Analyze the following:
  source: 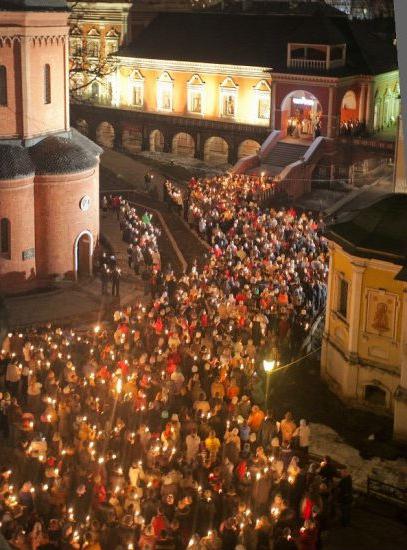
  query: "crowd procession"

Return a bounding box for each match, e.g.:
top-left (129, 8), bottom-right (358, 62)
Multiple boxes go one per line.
top-left (0, 172), bottom-right (355, 550)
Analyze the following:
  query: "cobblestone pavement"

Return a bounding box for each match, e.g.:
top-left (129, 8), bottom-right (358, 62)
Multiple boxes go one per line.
top-left (4, 212), bottom-right (145, 329)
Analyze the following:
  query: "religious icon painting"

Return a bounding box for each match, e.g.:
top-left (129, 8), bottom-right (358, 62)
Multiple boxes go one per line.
top-left (365, 289), bottom-right (399, 340)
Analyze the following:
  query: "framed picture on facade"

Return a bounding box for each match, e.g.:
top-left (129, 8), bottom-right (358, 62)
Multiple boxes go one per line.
top-left (365, 289), bottom-right (399, 339)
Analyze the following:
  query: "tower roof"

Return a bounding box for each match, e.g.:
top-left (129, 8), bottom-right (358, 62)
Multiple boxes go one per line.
top-left (0, 0), bottom-right (68, 10)
top-left (326, 194), bottom-right (407, 266)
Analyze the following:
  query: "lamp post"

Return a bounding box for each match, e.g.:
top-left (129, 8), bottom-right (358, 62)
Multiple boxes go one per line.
top-left (263, 358), bottom-right (279, 407)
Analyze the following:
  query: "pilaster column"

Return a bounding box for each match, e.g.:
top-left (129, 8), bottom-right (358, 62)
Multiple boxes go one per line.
top-left (365, 82), bottom-right (373, 130)
top-left (394, 287), bottom-right (407, 442)
top-left (63, 34), bottom-right (70, 132)
top-left (358, 83), bottom-right (367, 123)
top-left (327, 86), bottom-right (334, 138)
top-left (323, 242), bottom-right (335, 338)
top-left (347, 261), bottom-right (366, 360)
top-left (20, 36), bottom-right (30, 139)
top-left (271, 81), bottom-right (277, 130)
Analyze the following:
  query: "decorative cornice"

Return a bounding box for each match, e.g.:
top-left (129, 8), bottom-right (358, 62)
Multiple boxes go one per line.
top-left (0, 34), bottom-right (67, 46)
top-left (271, 72), bottom-right (340, 86)
top-left (115, 56), bottom-right (272, 79)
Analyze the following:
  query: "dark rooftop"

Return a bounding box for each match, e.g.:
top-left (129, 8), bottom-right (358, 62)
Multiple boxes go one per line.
top-left (0, 144), bottom-right (35, 181)
top-left (117, 10), bottom-right (397, 76)
top-left (29, 135), bottom-right (98, 176)
top-left (0, 0), bottom-right (67, 10)
top-left (326, 194), bottom-right (407, 266)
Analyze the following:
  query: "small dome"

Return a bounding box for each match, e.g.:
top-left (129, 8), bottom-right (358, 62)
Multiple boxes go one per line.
top-left (0, 144), bottom-right (35, 181)
top-left (30, 136), bottom-right (97, 176)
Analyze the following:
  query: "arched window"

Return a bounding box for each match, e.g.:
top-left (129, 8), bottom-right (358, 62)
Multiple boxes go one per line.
top-left (157, 72), bottom-right (173, 112)
top-left (0, 65), bottom-right (7, 106)
top-left (44, 64), bottom-right (51, 104)
top-left (0, 218), bottom-right (10, 257)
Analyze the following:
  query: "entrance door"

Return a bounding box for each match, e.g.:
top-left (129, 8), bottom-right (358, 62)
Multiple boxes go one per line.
top-left (77, 233), bottom-right (91, 279)
top-left (281, 91), bottom-right (322, 139)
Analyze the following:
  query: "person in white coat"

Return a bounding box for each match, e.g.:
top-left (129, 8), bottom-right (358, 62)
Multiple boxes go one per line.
top-left (294, 418), bottom-right (311, 458)
top-left (185, 429), bottom-right (201, 464)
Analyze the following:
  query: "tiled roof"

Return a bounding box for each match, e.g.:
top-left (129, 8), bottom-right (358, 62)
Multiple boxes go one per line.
top-left (0, 0), bottom-right (68, 10)
top-left (0, 144), bottom-right (35, 181)
top-left (29, 135), bottom-right (98, 175)
top-left (117, 10), bottom-right (397, 76)
top-left (326, 194), bottom-right (407, 265)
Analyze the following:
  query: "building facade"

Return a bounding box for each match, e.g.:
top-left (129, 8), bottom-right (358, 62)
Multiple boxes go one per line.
top-left (321, 194), bottom-right (407, 442)
top-left (68, 5), bottom-right (400, 164)
top-left (0, 0), bottom-right (101, 294)
top-left (394, 116), bottom-right (406, 193)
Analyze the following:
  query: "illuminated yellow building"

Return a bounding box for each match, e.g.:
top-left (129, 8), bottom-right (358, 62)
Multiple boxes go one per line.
top-left (321, 194), bottom-right (407, 442)
top-left (394, 116), bottom-right (406, 193)
top-left (114, 61), bottom-right (271, 127)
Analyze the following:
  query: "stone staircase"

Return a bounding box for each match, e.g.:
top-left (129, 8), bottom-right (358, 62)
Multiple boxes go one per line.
top-left (261, 141), bottom-right (309, 175)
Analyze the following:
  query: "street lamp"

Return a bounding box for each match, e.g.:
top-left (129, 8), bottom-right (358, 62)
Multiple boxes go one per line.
top-left (263, 358), bottom-right (280, 406)
top-left (263, 359), bottom-right (276, 373)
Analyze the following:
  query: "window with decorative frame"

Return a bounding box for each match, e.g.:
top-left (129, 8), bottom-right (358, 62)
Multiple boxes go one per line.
top-left (220, 77), bottom-right (238, 118)
top-left (69, 26), bottom-right (83, 57)
top-left (335, 273), bottom-right (349, 320)
top-left (105, 29), bottom-right (120, 56)
top-left (86, 28), bottom-right (100, 59)
top-left (187, 74), bottom-right (205, 115)
top-left (157, 72), bottom-right (173, 112)
top-left (129, 70), bottom-right (144, 108)
top-left (253, 80), bottom-right (271, 121)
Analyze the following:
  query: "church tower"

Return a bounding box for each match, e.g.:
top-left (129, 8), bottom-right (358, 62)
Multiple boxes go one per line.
top-left (0, 0), bottom-right (101, 294)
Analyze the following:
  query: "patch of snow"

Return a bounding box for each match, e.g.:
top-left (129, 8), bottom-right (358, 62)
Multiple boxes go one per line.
top-left (310, 423), bottom-right (407, 492)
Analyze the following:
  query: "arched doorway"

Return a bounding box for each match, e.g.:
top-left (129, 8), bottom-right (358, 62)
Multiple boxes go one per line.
top-left (281, 90), bottom-right (322, 139)
top-left (237, 139), bottom-right (261, 159)
top-left (122, 127), bottom-right (142, 154)
top-left (150, 129), bottom-right (164, 152)
top-left (96, 121), bottom-right (115, 149)
top-left (172, 132), bottom-right (195, 157)
top-left (340, 90), bottom-right (358, 123)
top-left (76, 119), bottom-right (89, 136)
top-left (204, 136), bottom-right (229, 165)
top-left (74, 231), bottom-right (93, 280)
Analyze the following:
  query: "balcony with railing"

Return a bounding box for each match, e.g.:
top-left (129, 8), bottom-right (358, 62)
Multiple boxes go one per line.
top-left (287, 43), bottom-right (346, 72)
top-left (288, 58), bottom-right (346, 70)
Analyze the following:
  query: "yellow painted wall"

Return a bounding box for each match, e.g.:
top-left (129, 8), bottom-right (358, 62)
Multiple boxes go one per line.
top-left (358, 266), bottom-right (404, 367)
top-left (328, 248), bottom-right (352, 350)
top-left (329, 244), bottom-right (403, 371)
top-left (395, 117), bottom-right (407, 193)
top-left (117, 64), bottom-right (270, 126)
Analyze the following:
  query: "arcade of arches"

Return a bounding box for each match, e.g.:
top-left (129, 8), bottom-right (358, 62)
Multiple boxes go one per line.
top-left (96, 121), bottom-right (115, 149)
top-left (204, 136), bottom-right (229, 166)
top-left (172, 133), bottom-right (195, 157)
top-left (75, 117), bottom-right (266, 166)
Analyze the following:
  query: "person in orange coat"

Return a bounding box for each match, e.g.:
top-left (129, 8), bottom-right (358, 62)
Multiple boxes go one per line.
top-left (280, 411), bottom-right (297, 443)
top-left (247, 405), bottom-right (265, 432)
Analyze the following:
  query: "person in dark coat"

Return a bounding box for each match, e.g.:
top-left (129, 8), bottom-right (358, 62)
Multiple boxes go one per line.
top-left (337, 468), bottom-right (353, 527)
top-left (111, 266), bottom-right (121, 297)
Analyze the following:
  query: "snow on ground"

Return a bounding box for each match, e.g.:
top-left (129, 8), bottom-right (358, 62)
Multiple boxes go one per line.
top-left (310, 423), bottom-right (407, 492)
top-left (138, 151), bottom-right (231, 178)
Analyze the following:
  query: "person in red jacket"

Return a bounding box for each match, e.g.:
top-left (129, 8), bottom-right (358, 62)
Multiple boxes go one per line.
top-left (152, 507), bottom-right (168, 538)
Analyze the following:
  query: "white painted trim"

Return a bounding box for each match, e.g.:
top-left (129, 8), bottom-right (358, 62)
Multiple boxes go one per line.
top-left (74, 230), bottom-right (93, 280)
top-left (116, 56), bottom-right (272, 78)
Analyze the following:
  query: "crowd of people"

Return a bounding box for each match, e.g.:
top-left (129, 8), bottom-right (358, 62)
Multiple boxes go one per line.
top-left (0, 173), bottom-right (355, 550)
top-left (338, 120), bottom-right (366, 138)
